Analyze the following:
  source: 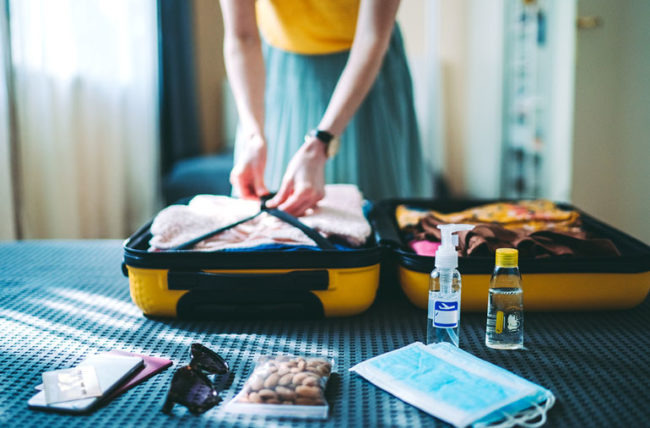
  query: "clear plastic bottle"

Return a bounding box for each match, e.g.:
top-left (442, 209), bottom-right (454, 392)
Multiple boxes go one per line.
top-left (427, 267), bottom-right (462, 347)
top-left (485, 248), bottom-right (524, 349)
top-left (426, 224), bottom-right (474, 347)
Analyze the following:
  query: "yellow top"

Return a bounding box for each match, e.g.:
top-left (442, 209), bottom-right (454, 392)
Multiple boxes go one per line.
top-left (495, 248), bottom-right (519, 268)
top-left (256, 0), bottom-right (360, 54)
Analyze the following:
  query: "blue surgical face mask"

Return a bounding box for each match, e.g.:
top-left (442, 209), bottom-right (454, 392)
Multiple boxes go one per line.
top-left (350, 342), bottom-right (555, 428)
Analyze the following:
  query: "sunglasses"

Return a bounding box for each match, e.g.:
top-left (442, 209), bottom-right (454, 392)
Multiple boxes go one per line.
top-left (162, 343), bottom-right (231, 415)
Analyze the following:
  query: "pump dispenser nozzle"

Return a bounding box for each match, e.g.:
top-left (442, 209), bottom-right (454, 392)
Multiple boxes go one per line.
top-left (435, 224), bottom-right (475, 269)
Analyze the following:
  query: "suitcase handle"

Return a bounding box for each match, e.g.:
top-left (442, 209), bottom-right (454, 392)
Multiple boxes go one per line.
top-left (167, 269), bottom-right (329, 292)
top-left (176, 290), bottom-right (326, 319)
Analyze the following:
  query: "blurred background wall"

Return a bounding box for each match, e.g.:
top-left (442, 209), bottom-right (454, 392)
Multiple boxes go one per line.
top-left (571, 0), bottom-right (650, 245)
top-left (191, 0), bottom-right (226, 154)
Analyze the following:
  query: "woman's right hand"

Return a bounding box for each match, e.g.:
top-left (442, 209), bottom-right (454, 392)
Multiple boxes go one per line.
top-left (230, 133), bottom-right (268, 199)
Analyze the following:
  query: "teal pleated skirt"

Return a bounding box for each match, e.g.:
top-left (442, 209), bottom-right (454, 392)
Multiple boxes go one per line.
top-left (234, 26), bottom-right (432, 200)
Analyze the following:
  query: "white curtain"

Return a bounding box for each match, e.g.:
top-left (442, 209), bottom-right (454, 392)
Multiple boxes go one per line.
top-left (0, 6), bottom-right (15, 240)
top-left (8, 0), bottom-right (159, 238)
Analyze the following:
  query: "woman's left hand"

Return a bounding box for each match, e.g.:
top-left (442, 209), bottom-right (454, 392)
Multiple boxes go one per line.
top-left (266, 137), bottom-right (328, 216)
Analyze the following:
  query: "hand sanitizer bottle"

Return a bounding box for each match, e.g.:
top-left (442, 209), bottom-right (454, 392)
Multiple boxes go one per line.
top-left (427, 224), bottom-right (475, 347)
top-left (485, 248), bottom-right (524, 349)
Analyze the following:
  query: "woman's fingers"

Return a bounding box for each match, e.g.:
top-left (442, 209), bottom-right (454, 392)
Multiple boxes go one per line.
top-left (230, 133), bottom-right (268, 199)
top-left (267, 136), bottom-right (326, 212)
top-left (278, 186), bottom-right (324, 216)
top-left (253, 174), bottom-right (268, 197)
top-left (266, 181), bottom-right (292, 208)
top-left (239, 182), bottom-right (257, 199)
top-left (230, 170), bottom-right (249, 199)
top-left (278, 193), bottom-right (311, 216)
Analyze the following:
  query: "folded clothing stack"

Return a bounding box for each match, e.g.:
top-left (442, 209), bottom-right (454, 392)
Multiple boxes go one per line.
top-left (149, 184), bottom-right (371, 251)
top-left (396, 200), bottom-right (581, 232)
top-left (397, 200), bottom-right (621, 258)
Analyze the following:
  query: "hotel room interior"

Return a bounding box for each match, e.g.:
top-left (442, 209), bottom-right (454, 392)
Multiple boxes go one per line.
top-left (0, 1), bottom-right (648, 426)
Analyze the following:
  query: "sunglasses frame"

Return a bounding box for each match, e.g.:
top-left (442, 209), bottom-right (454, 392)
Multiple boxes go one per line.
top-left (162, 343), bottom-right (230, 415)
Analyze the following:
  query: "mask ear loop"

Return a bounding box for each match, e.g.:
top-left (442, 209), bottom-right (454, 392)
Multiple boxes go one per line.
top-left (517, 392), bottom-right (555, 428)
top-left (474, 391), bottom-right (556, 428)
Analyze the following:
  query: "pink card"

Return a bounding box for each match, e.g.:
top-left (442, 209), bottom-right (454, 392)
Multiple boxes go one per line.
top-left (103, 350), bottom-right (173, 399)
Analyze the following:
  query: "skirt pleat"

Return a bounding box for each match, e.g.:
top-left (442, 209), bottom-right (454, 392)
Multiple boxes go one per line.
top-left (234, 26), bottom-right (432, 200)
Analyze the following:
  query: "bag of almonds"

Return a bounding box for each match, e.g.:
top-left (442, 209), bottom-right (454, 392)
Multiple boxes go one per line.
top-left (224, 355), bottom-right (334, 419)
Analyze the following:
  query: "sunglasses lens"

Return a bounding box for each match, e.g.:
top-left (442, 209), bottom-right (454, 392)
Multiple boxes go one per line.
top-left (165, 366), bottom-right (221, 414)
top-left (190, 343), bottom-right (230, 374)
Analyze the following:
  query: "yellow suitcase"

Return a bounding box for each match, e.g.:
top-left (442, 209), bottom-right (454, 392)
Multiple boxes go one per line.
top-left (123, 202), bottom-right (381, 319)
top-left (370, 199), bottom-right (650, 312)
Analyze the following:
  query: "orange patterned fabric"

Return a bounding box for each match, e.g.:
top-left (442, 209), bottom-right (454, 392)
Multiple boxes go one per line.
top-left (396, 200), bottom-right (581, 233)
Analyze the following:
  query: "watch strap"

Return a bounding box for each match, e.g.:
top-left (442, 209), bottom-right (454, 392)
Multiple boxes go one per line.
top-left (307, 129), bottom-right (340, 158)
top-left (309, 129), bottom-right (335, 143)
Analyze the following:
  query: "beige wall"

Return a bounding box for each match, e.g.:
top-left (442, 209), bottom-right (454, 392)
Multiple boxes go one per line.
top-left (192, 0), bottom-right (226, 154)
top-left (572, 0), bottom-right (650, 244)
top-left (397, 0), bottom-right (427, 56)
top-left (435, 0), bottom-right (505, 198)
top-left (438, 0), bottom-right (469, 195)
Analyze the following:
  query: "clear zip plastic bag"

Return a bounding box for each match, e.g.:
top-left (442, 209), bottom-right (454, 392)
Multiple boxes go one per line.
top-left (224, 355), bottom-right (334, 419)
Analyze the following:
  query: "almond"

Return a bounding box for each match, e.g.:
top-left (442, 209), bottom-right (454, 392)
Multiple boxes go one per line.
top-left (248, 375), bottom-right (264, 391)
top-left (296, 359), bottom-right (306, 371)
top-left (279, 373), bottom-right (293, 386)
top-left (258, 389), bottom-right (277, 401)
top-left (248, 392), bottom-right (262, 403)
top-left (292, 372), bottom-right (309, 385)
top-left (275, 386), bottom-right (296, 401)
top-left (302, 376), bottom-right (319, 387)
top-left (263, 373), bottom-right (280, 388)
top-left (296, 385), bottom-right (321, 398)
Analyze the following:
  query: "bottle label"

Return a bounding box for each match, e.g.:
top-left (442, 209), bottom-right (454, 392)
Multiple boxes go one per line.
top-left (428, 294), bottom-right (459, 328)
top-left (495, 310), bottom-right (504, 334)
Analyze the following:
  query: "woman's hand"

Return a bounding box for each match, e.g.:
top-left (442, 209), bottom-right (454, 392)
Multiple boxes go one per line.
top-left (266, 137), bottom-right (328, 216)
top-left (230, 133), bottom-right (268, 199)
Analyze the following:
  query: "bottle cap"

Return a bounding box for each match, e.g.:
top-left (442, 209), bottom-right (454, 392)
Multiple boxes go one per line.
top-left (495, 248), bottom-right (518, 268)
top-left (435, 224), bottom-right (475, 269)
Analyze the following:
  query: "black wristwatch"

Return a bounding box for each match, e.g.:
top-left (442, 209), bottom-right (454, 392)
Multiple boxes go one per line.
top-left (306, 129), bottom-right (340, 158)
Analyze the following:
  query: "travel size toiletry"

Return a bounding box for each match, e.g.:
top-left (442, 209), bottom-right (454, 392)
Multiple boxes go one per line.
top-left (427, 224), bottom-right (474, 347)
top-left (486, 248), bottom-right (524, 349)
